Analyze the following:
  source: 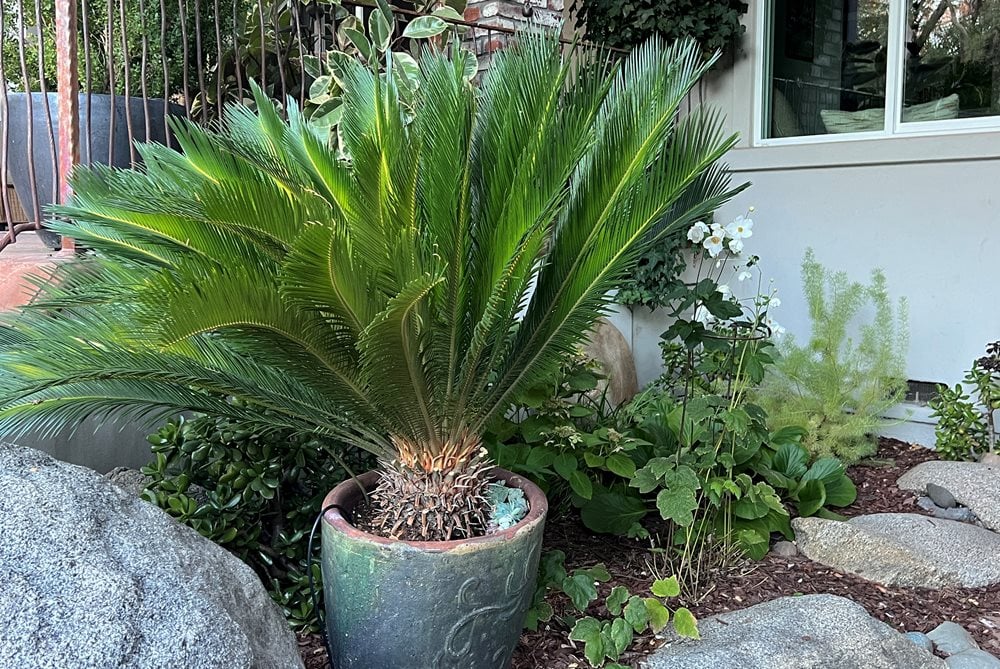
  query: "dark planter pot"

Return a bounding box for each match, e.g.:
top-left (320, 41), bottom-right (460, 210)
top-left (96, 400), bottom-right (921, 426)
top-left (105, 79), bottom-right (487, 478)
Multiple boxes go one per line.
top-left (321, 468), bottom-right (547, 669)
top-left (2, 93), bottom-right (184, 248)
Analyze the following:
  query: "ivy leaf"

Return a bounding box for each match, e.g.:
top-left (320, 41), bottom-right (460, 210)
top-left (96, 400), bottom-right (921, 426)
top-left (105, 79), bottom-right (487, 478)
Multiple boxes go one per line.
top-left (644, 597), bottom-right (671, 633)
top-left (651, 576), bottom-right (680, 598)
top-left (569, 617), bottom-right (605, 667)
top-left (655, 467), bottom-right (700, 526)
top-left (605, 585), bottom-right (629, 616)
top-left (630, 465), bottom-right (661, 494)
top-left (608, 617), bottom-right (633, 658)
top-left (562, 574), bottom-right (599, 612)
top-left (623, 595), bottom-right (650, 633)
top-left (673, 607), bottom-right (700, 639)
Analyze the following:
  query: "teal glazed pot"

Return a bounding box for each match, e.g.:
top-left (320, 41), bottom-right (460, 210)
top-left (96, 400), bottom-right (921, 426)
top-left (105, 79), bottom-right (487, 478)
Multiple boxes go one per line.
top-left (320, 468), bottom-right (547, 669)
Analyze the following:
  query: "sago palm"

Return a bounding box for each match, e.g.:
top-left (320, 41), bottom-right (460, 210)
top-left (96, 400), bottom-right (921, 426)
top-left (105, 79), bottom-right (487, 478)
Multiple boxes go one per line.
top-left (0, 35), bottom-right (741, 540)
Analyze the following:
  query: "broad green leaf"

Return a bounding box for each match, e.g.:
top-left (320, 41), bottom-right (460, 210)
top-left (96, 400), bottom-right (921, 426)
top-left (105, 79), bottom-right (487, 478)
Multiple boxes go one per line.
top-left (651, 576), bottom-right (680, 598)
top-left (803, 457), bottom-right (847, 486)
top-left (644, 598), bottom-right (670, 633)
top-left (569, 470), bottom-right (593, 500)
top-left (673, 607), bottom-right (700, 639)
top-left (432, 5), bottom-right (464, 20)
top-left (402, 15), bottom-right (448, 38)
top-left (583, 452), bottom-right (605, 468)
top-left (579, 491), bottom-right (647, 535)
top-left (771, 442), bottom-right (809, 478)
top-left (553, 453), bottom-right (578, 480)
top-left (369, 8), bottom-right (392, 53)
top-left (796, 478), bottom-right (827, 517)
top-left (578, 563), bottom-right (611, 583)
top-left (823, 474), bottom-right (858, 507)
top-left (343, 28), bottom-right (372, 61)
top-left (393, 51), bottom-right (421, 88)
top-left (605, 453), bottom-right (636, 478)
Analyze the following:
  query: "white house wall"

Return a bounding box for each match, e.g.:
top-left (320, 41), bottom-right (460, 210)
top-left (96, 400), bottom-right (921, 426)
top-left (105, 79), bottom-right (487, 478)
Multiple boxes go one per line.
top-left (628, 3), bottom-right (1000, 436)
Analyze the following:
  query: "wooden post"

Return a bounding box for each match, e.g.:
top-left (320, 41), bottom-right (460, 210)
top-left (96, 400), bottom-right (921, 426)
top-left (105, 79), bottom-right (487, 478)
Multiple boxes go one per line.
top-left (55, 0), bottom-right (78, 251)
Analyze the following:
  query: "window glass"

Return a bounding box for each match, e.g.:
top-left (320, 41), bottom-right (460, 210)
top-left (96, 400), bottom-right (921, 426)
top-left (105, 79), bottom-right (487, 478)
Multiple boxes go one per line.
top-left (903, 0), bottom-right (1000, 122)
top-left (765, 0), bottom-right (890, 138)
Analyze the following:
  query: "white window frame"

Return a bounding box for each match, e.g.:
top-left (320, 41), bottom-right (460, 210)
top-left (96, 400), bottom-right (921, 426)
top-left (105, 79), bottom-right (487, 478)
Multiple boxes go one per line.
top-left (753, 0), bottom-right (1000, 147)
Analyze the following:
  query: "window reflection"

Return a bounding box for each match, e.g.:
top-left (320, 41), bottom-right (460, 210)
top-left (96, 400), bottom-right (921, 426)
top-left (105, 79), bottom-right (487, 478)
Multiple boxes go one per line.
top-left (904, 0), bottom-right (1000, 121)
top-left (766, 0), bottom-right (891, 138)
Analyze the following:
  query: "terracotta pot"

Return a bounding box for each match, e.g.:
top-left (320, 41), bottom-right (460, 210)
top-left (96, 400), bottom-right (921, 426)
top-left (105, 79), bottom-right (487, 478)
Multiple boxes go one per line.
top-left (320, 468), bottom-right (547, 669)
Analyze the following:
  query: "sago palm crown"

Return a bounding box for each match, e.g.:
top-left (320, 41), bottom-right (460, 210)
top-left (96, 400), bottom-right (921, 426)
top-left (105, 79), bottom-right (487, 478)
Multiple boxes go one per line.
top-left (0, 35), bottom-right (742, 540)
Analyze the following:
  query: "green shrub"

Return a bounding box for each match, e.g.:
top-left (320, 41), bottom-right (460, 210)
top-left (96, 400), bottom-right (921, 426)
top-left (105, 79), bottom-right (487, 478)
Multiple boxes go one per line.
top-left (930, 341), bottom-right (999, 460)
top-left (142, 412), bottom-right (374, 631)
top-left (756, 249), bottom-right (909, 464)
top-left (571, 0), bottom-right (749, 56)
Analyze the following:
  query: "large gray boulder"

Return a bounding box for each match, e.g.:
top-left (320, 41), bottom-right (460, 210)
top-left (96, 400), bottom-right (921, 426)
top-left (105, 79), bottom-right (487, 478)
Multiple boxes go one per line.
top-left (641, 594), bottom-right (945, 669)
top-left (0, 443), bottom-right (303, 669)
top-left (793, 513), bottom-right (1000, 588)
top-left (898, 461), bottom-right (1000, 531)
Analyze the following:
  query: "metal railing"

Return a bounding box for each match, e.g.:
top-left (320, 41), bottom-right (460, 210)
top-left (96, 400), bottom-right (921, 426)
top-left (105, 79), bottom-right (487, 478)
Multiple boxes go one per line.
top-left (1, 0), bottom-right (618, 253)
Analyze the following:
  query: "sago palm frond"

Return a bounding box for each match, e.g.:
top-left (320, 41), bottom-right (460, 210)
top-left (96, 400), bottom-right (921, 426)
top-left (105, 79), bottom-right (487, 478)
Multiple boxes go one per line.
top-left (0, 32), bottom-right (744, 539)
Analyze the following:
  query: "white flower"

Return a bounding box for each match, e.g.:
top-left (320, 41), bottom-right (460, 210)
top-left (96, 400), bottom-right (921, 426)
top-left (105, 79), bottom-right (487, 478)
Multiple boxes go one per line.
top-left (728, 238), bottom-right (744, 254)
top-left (725, 215), bottom-right (754, 239)
top-left (687, 221), bottom-right (709, 244)
top-left (703, 232), bottom-right (725, 257)
top-left (770, 297), bottom-right (781, 307)
top-left (717, 284), bottom-right (731, 298)
top-left (738, 271), bottom-right (752, 282)
top-left (710, 222), bottom-right (725, 237)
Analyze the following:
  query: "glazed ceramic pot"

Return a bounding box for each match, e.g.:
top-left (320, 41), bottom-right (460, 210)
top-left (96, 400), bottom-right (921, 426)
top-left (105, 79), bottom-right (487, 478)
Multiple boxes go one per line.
top-left (320, 468), bottom-right (547, 669)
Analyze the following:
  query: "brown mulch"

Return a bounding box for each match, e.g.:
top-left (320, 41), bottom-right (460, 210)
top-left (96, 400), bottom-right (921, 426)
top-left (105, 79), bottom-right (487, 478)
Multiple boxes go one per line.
top-left (299, 437), bottom-right (1000, 668)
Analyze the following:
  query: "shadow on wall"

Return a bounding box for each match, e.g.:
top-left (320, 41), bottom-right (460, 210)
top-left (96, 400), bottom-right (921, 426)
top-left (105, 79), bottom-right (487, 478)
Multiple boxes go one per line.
top-left (2, 416), bottom-right (159, 473)
top-left (0, 233), bottom-right (159, 472)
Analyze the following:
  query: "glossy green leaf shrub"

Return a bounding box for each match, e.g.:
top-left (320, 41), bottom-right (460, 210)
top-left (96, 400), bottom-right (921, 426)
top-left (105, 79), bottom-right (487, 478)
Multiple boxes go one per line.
top-left (142, 413), bottom-right (373, 631)
top-left (930, 341), bottom-right (1000, 460)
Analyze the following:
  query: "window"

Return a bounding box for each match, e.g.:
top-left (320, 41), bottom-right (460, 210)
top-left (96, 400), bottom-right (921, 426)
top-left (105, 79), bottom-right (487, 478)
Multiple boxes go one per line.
top-left (761, 0), bottom-right (1000, 141)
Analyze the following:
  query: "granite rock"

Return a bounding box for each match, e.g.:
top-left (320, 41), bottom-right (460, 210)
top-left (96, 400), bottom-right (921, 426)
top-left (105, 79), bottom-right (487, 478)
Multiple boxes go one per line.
top-left (793, 513), bottom-right (1000, 588)
top-left (641, 594), bottom-right (944, 669)
top-left (0, 443), bottom-right (303, 669)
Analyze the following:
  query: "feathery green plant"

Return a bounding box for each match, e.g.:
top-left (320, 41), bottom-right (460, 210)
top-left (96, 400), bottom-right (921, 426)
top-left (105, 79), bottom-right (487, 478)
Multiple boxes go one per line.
top-left (0, 34), bottom-right (742, 541)
top-left (756, 249), bottom-right (909, 463)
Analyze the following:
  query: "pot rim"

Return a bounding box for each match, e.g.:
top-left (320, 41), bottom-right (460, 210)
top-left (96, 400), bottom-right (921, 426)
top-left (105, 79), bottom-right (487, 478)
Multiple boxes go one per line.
top-left (321, 467), bottom-right (548, 551)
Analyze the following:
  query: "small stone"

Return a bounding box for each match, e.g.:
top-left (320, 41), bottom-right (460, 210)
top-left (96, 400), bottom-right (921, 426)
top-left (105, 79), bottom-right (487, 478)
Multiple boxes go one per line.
top-left (946, 649), bottom-right (1000, 669)
top-left (906, 631), bottom-right (935, 653)
top-left (927, 483), bottom-right (958, 509)
top-left (933, 507), bottom-right (980, 524)
top-left (771, 541), bottom-right (798, 557)
top-left (929, 621), bottom-right (979, 656)
top-left (980, 453), bottom-right (1000, 467)
top-left (899, 462), bottom-right (1000, 531)
top-left (918, 496), bottom-right (941, 512)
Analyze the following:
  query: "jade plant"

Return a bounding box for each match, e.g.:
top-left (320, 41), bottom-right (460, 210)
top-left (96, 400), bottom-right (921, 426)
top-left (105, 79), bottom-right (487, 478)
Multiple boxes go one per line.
top-left (0, 32), bottom-right (741, 542)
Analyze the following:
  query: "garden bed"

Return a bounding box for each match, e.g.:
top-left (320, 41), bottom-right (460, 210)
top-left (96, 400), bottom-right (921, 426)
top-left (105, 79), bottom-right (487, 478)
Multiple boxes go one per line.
top-left (297, 438), bottom-right (999, 669)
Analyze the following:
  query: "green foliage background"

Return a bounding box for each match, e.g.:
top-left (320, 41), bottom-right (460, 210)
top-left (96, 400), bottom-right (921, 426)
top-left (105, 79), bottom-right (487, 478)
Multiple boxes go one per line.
top-left (571, 0), bottom-right (749, 55)
top-left (1, 0), bottom-right (237, 97)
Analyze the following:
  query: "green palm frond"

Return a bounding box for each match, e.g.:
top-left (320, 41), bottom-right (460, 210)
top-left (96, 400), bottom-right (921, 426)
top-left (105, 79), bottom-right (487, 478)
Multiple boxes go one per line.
top-left (0, 33), bottom-right (744, 470)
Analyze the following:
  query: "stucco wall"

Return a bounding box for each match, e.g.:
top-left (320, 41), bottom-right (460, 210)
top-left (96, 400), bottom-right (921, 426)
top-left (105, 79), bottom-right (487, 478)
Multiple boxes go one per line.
top-left (628, 3), bottom-right (1000, 407)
